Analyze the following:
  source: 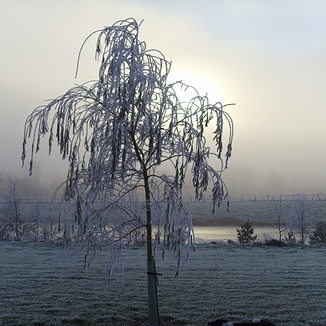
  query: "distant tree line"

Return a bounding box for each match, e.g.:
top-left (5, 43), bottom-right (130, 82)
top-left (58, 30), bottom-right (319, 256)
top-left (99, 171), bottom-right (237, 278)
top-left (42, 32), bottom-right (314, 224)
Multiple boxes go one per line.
top-left (230, 193), bottom-right (326, 202)
top-left (1, 181), bottom-right (326, 245)
top-left (237, 204), bottom-right (326, 246)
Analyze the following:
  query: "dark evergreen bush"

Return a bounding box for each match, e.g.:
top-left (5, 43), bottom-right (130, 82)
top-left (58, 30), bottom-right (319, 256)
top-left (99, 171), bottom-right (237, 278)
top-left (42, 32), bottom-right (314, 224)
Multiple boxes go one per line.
top-left (236, 220), bottom-right (257, 244)
top-left (310, 222), bottom-right (326, 244)
top-left (264, 239), bottom-right (287, 247)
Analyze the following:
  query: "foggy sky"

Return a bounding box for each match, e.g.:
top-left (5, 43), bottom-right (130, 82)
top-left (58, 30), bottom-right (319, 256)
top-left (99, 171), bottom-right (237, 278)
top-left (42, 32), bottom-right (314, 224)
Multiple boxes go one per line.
top-left (1, 0), bottom-right (326, 197)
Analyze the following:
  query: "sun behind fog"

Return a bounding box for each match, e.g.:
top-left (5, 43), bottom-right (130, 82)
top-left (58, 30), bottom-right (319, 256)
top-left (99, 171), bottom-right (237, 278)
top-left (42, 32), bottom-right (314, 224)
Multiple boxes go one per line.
top-left (169, 70), bottom-right (225, 104)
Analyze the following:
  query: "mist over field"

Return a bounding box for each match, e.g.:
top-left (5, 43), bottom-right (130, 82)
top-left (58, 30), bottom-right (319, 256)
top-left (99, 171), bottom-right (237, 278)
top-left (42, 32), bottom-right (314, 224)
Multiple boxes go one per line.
top-left (1, 1), bottom-right (326, 326)
top-left (2, 1), bottom-right (326, 198)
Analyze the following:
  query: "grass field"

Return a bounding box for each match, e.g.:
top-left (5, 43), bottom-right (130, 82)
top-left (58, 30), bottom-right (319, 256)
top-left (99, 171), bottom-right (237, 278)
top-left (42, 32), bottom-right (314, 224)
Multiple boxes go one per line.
top-left (0, 240), bottom-right (325, 326)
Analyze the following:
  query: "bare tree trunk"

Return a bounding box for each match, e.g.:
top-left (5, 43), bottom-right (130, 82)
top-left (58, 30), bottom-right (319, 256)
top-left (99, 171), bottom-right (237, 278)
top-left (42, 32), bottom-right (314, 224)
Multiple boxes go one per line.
top-left (300, 226), bottom-right (304, 244)
top-left (144, 173), bottom-right (160, 326)
top-left (35, 204), bottom-right (40, 241)
top-left (14, 197), bottom-right (20, 240)
top-left (58, 206), bottom-right (61, 234)
top-left (278, 195), bottom-right (282, 242)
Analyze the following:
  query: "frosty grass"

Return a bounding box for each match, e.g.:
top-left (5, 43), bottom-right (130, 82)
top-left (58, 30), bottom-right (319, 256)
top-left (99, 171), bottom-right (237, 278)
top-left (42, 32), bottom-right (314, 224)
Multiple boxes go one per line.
top-left (0, 241), bottom-right (325, 326)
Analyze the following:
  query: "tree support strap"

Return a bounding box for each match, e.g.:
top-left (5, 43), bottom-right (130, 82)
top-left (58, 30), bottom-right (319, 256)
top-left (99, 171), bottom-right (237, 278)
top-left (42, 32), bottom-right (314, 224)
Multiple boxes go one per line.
top-left (147, 271), bottom-right (163, 276)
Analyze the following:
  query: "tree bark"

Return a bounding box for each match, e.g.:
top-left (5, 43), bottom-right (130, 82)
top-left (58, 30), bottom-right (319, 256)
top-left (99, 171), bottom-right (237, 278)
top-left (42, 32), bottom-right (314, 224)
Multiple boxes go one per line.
top-left (144, 173), bottom-right (160, 326)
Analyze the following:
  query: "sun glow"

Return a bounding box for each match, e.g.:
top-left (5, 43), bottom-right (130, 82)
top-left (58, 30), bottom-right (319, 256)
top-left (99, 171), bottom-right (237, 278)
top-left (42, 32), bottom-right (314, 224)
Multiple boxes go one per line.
top-left (169, 70), bottom-right (225, 104)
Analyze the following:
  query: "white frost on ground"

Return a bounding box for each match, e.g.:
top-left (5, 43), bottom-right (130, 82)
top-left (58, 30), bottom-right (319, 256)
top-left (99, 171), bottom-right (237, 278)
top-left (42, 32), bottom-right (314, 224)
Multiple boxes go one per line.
top-left (0, 241), bottom-right (325, 326)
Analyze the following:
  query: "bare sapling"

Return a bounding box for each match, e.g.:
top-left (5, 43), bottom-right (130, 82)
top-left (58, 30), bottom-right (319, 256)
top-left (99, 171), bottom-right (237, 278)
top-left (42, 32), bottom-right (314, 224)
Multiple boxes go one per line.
top-left (0, 179), bottom-right (23, 241)
top-left (288, 195), bottom-right (311, 244)
top-left (273, 194), bottom-right (283, 242)
top-left (33, 202), bottom-right (40, 241)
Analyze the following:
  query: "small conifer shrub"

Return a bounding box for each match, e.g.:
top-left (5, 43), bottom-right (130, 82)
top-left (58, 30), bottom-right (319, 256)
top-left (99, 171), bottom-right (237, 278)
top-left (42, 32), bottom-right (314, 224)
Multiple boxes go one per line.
top-left (236, 219), bottom-right (257, 244)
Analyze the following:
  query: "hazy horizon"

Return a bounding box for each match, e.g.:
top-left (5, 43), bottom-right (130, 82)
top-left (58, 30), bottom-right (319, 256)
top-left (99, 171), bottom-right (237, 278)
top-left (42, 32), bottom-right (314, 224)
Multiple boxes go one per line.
top-left (1, 0), bottom-right (326, 198)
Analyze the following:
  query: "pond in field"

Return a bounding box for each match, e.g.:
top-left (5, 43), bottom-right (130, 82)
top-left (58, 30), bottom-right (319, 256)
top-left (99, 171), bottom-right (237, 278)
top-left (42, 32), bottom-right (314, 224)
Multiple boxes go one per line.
top-left (193, 226), bottom-right (280, 242)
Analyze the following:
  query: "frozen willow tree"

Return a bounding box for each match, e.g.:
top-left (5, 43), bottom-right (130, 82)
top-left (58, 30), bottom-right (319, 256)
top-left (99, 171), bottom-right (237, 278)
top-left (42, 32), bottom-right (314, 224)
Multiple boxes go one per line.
top-left (22, 18), bottom-right (234, 326)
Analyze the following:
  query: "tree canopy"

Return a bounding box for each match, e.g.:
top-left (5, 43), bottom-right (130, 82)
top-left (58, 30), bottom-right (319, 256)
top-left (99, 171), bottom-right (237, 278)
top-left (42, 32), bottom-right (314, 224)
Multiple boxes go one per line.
top-left (22, 18), bottom-right (234, 271)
